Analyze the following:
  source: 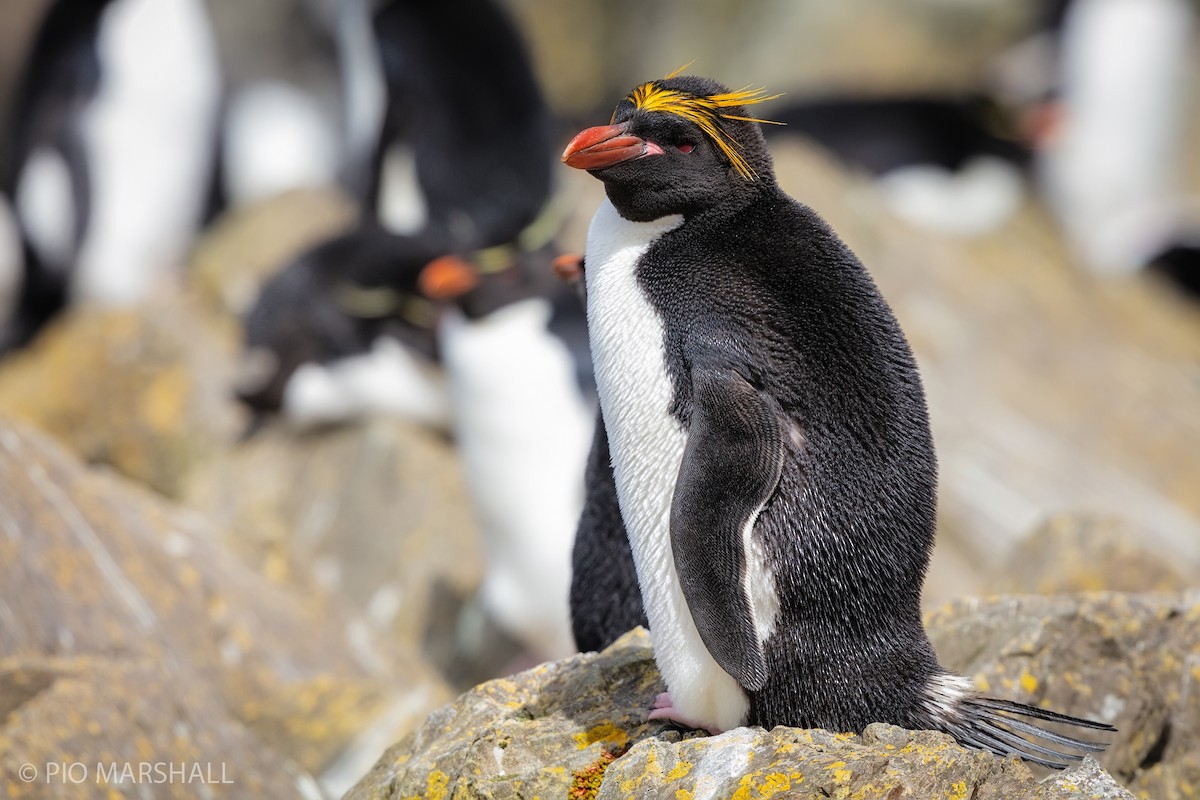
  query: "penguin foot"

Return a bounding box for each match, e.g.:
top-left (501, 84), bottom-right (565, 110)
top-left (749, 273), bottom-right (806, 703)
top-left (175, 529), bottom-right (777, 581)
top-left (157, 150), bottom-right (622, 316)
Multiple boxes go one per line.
top-left (647, 692), bottom-right (722, 735)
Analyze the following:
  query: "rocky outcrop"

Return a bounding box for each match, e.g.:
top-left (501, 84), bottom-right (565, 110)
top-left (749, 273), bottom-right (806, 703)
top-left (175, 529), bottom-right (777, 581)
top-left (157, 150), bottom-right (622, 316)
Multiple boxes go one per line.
top-left (0, 416), bottom-right (449, 797)
top-left (188, 187), bottom-right (359, 318)
top-left (985, 514), bottom-right (1197, 595)
top-left (0, 295), bottom-right (243, 498)
top-left (928, 592), bottom-right (1200, 799)
top-left (345, 619), bottom-right (1151, 800)
top-left (183, 416), bottom-right (518, 688)
top-left (512, 0), bottom-right (1042, 119)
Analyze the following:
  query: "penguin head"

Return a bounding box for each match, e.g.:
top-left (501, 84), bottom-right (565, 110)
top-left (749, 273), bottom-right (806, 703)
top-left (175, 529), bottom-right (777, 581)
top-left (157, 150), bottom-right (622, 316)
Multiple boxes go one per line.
top-left (562, 75), bottom-right (781, 221)
top-left (234, 230), bottom-right (445, 418)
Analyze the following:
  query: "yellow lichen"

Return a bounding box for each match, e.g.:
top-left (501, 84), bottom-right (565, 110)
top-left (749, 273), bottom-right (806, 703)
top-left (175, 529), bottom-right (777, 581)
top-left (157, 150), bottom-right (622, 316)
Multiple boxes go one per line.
top-left (427, 770), bottom-right (449, 800)
top-left (1019, 671), bottom-right (1039, 694)
top-left (573, 723), bottom-right (629, 751)
top-left (666, 760), bottom-right (693, 781)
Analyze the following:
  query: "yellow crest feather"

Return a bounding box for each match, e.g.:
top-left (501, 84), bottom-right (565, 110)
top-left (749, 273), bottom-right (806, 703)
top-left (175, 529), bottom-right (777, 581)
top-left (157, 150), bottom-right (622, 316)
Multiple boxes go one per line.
top-left (624, 74), bottom-right (783, 180)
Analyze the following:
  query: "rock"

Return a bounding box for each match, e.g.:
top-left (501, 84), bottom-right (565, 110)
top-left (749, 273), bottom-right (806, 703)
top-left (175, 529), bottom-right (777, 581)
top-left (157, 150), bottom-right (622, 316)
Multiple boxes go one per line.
top-left (0, 293), bottom-right (243, 498)
top-left (598, 728), bottom-right (1127, 800)
top-left (0, 655), bottom-right (324, 800)
top-left (927, 592), bottom-right (1200, 799)
top-left (183, 416), bottom-right (503, 687)
top-left (512, 0), bottom-right (1043, 119)
top-left (345, 618), bottom-right (1145, 800)
top-left (0, 416), bottom-right (449, 794)
top-left (986, 514), bottom-right (1197, 595)
top-left (189, 187), bottom-right (360, 318)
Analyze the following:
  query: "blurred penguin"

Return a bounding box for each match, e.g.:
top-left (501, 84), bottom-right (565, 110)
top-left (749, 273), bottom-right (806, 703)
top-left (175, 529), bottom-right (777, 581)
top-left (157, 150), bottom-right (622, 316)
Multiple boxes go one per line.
top-left (991, 0), bottom-right (1199, 284)
top-left (0, 0), bottom-right (221, 351)
top-left (766, 97), bottom-right (1030, 237)
top-left (1034, 0), bottom-right (1197, 277)
top-left (366, 0), bottom-right (554, 245)
top-left (236, 225), bottom-right (450, 430)
top-left (238, 0), bottom-right (559, 417)
top-left (236, 0), bottom-right (586, 659)
top-left (424, 247), bottom-right (594, 660)
top-left (209, 0), bottom-right (366, 208)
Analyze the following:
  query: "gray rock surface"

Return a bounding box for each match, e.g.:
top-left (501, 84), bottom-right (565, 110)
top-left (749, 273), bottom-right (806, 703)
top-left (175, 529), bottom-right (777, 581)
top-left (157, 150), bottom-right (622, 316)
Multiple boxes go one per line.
top-left (928, 592), bottom-right (1200, 799)
top-left (985, 514), bottom-right (1197, 595)
top-left (0, 416), bottom-right (449, 797)
top-left (0, 294), bottom-right (243, 498)
top-left (344, 619), bottom-right (1151, 800)
top-left (183, 416), bottom-right (516, 688)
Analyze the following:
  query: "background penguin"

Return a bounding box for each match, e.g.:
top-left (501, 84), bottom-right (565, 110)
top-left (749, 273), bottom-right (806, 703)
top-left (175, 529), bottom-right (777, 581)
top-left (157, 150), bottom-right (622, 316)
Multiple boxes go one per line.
top-left (366, 0), bottom-right (553, 244)
top-left (239, 233), bottom-right (596, 660)
top-left (429, 247), bottom-right (596, 659)
top-left (237, 0), bottom-right (559, 425)
top-left (765, 96), bottom-right (1030, 237)
top-left (0, 0), bottom-right (221, 351)
top-left (561, 73), bottom-right (1115, 767)
top-left (236, 226), bottom-right (451, 431)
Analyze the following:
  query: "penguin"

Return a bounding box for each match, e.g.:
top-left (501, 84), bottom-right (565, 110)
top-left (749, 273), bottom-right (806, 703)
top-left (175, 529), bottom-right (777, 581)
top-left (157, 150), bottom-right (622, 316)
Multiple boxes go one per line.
top-left (561, 73), bottom-right (1115, 768)
top-left (238, 231), bottom-right (596, 658)
top-left (0, 0), bottom-right (221, 351)
top-left (765, 96), bottom-right (1030, 237)
top-left (236, 0), bottom-right (558, 417)
top-left (367, 0), bottom-right (552, 246)
top-left (1035, 0), bottom-right (1196, 276)
top-left (236, 225), bottom-right (451, 430)
top-left (431, 246), bottom-right (596, 659)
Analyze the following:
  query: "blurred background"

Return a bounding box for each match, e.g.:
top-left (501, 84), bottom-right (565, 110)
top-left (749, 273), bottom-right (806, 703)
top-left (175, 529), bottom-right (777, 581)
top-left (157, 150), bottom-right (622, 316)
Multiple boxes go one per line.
top-left (0, 0), bottom-right (1196, 797)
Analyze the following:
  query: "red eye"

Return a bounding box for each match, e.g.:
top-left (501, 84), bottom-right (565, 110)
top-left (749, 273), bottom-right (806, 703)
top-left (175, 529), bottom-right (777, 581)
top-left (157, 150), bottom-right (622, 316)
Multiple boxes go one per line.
top-left (676, 143), bottom-right (695, 154)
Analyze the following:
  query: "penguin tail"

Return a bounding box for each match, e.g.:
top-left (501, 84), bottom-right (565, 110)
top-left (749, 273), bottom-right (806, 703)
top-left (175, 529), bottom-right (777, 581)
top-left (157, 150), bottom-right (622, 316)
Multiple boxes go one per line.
top-left (925, 675), bottom-right (1117, 769)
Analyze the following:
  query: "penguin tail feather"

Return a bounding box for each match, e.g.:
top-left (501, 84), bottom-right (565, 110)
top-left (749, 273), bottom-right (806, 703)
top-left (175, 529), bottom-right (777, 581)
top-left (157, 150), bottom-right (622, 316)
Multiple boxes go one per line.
top-left (944, 695), bottom-right (1117, 770)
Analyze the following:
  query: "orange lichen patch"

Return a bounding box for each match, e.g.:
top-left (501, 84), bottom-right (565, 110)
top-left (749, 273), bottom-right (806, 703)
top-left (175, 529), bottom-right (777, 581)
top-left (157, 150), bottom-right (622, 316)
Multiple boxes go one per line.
top-left (569, 746), bottom-right (626, 800)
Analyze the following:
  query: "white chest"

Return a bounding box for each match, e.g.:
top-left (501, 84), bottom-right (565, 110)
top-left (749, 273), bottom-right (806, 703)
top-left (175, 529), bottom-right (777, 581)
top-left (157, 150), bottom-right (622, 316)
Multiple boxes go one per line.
top-left (583, 199), bottom-right (748, 731)
top-left (437, 299), bottom-right (593, 657)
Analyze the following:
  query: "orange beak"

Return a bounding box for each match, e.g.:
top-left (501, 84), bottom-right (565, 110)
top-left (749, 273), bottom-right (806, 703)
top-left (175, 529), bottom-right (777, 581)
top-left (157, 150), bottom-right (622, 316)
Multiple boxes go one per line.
top-left (561, 123), bottom-right (648, 170)
top-left (418, 255), bottom-right (479, 300)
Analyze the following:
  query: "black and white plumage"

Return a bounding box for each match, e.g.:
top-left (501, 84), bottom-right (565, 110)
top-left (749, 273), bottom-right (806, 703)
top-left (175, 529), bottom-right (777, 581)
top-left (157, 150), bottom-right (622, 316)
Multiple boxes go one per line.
top-left (765, 96), bottom-right (1029, 237)
top-left (236, 226), bottom-right (450, 428)
top-left (368, 0), bottom-right (553, 247)
top-left (237, 0), bottom-right (558, 423)
top-left (562, 74), bottom-right (1115, 768)
top-left (0, 0), bottom-right (221, 351)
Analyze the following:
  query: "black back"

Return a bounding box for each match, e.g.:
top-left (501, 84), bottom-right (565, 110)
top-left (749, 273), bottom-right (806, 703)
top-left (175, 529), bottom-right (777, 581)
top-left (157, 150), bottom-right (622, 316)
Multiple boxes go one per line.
top-left (575, 76), bottom-right (942, 730)
top-left (0, 0), bottom-right (113, 352)
top-left (570, 413), bottom-right (647, 651)
top-left (369, 0), bottom-right (553, 250)
top-left (766, 96), bottom-right (1030, 174)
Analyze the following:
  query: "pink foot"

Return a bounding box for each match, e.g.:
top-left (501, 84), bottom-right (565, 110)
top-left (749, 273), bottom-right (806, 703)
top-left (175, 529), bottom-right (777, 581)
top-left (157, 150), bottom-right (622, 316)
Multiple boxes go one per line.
top-left (646, 692), bottom-right (722, 735)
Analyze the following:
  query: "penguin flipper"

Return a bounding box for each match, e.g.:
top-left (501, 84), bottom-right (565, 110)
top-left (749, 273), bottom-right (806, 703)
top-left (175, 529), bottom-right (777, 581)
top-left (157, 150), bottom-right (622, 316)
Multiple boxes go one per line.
top-left (670, 364), bottom-right (786, 692)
